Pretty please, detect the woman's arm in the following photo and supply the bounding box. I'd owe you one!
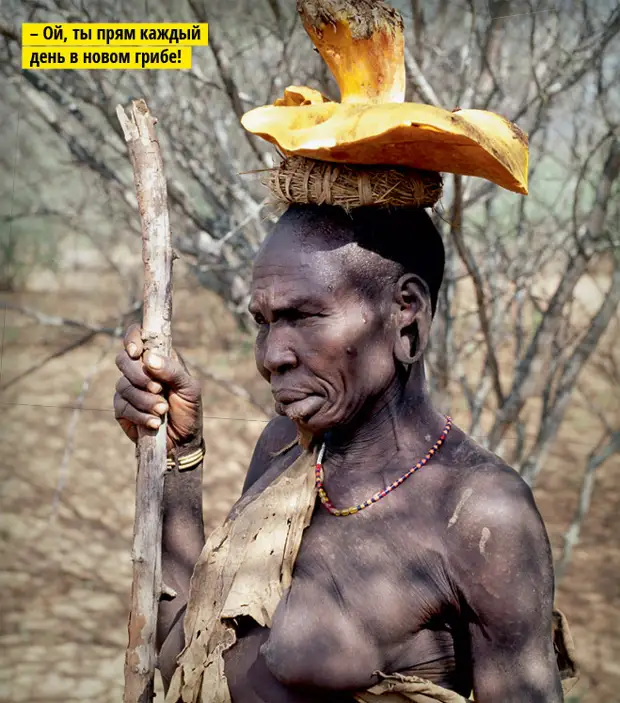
[449,463,564,702]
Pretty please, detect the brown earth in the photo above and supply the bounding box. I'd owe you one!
[0,267,618,703]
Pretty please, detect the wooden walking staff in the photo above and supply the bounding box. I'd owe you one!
[116,99,174,703]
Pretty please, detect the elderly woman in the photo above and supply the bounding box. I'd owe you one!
[114,2,578,700]
[114,203,572,703]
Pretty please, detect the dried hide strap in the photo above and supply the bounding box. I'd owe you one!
[165,449,317,703]
[354,672,471,702]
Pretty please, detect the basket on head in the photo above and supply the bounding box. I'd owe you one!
[264,156,443,211]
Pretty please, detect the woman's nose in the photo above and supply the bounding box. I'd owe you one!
[260,326,298,374]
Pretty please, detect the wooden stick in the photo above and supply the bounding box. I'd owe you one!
[116,99,173,703]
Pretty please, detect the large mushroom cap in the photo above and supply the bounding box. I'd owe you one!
[241,0,529,196]
[242,97,528,195]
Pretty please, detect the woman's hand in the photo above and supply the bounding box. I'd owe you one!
[114,324,203,454]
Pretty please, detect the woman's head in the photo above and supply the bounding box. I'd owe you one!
[249,204,445,434]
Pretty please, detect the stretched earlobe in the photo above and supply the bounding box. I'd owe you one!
[393,274,432,366]
[395,323,419,365]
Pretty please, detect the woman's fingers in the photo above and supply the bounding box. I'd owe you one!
[142,352,200,399]
[115,350,163,394]
[114,390,163,430]
[115,376,169,416]
[114,326,202,451]
[123,323,144,359]
[117,417,139,443]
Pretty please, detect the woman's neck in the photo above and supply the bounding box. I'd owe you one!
[320,361,444,472]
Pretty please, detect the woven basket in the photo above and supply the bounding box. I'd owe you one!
[262,155,443,210]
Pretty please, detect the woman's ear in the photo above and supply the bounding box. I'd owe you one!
[393,274,432,365]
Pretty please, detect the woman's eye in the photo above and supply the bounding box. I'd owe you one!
[283,310,312,322]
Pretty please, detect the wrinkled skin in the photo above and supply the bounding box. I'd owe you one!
[115,206,563,703]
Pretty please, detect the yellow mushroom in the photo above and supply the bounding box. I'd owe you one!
[241,0,529,196]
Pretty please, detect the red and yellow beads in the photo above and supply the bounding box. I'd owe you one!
[315,416,453,517]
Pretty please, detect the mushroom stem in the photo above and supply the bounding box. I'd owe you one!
[297,0,406,104]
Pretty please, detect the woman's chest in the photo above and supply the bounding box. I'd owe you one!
[260,506,457,690]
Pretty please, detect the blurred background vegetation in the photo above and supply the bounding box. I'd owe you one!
[0,0,618,701]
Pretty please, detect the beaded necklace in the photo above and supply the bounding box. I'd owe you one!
[315,416,453,517]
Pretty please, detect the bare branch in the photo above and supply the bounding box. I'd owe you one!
[556,430,620,583]
[449,176,504,407]
[49,338,115,522]
[4,303,126,336]
[410,0,424,67]
[0,22,19,42]
[488,138,620,450]
[404,46,440,107]
[0,330,96,392]
[519,264,620,485]
[188,0,268,167]
[117,98,173,703]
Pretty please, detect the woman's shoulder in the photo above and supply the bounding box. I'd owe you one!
[242,415,302,494]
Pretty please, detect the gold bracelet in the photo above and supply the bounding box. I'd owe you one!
[167,440,205,470]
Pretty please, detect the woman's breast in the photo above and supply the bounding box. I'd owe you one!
[223,623,355,703]
[224,508,468,698]
[257,516,464,692]
[223,613,466,701]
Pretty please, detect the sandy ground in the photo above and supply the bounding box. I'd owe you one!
[0,270,618,702]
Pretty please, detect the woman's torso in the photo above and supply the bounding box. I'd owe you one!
[223,447,474,702]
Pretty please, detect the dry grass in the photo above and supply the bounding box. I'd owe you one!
[264,156,443,210]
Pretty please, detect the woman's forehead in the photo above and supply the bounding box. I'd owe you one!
[250,257,334,305]
[250,239,358,310]
[254,233,342,281]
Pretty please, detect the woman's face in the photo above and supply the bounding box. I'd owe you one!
[249,229,397,436]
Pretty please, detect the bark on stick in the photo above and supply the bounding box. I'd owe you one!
[116,99,173,703]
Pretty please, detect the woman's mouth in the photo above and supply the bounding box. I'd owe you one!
[272,389,324,420]
[272,389,308,404]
